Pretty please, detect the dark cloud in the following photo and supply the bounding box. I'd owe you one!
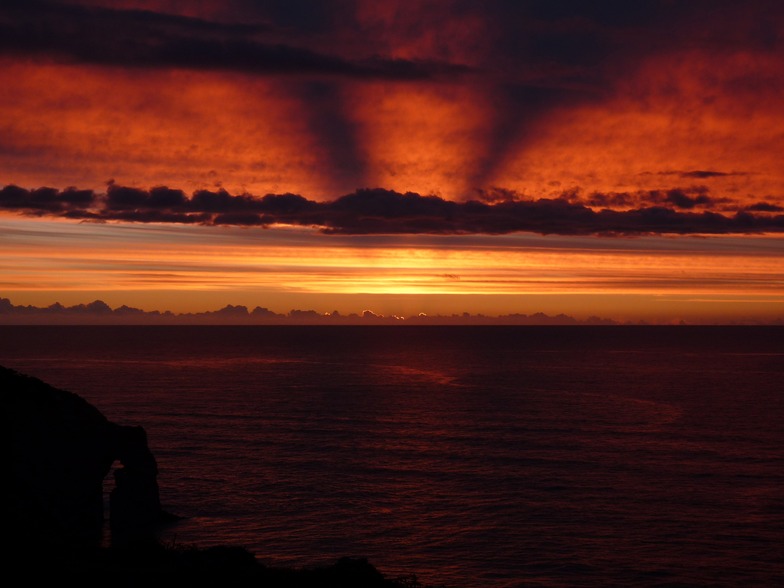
[105,185,150,209]
[5,0,771,88]
[569,187,734,211]
[148,186,189,208]
[746,201,784,212]
[653,170,749,179]
[0,0,468,80]
[525,0,662,27]
[3,184,784,236]
[0,184,95,212]
[659,189,716,210]
[582,191,636,208]
[289,81,368,191]
[189,189,262,213]
[467,83,580,190]
[679,171,733,179]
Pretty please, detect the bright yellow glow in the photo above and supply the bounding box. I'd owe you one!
[2,217,783,322]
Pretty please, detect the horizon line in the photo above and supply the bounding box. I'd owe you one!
[2,297,782,326]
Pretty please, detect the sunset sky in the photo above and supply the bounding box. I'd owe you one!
[1,0,783,323]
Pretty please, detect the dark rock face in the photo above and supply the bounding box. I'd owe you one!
[110,425,167,545]
[2,366,424,587]
[2,366,166,548]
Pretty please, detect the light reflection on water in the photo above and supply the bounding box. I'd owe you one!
[1,326,783,587]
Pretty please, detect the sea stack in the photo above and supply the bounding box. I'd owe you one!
[2,365,167,548]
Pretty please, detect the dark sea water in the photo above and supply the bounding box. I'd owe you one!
[2,325,783,587]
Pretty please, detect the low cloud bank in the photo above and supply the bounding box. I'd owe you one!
[3,185,784,236]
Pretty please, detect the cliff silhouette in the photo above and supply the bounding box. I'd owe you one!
[2,365,434,587]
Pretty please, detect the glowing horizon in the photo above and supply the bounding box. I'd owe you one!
[1,1,783,323]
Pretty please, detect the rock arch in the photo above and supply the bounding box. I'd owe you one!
[3,366,169,548]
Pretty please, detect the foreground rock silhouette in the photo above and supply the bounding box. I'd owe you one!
[2,366,432,587]
[3,365,168,547]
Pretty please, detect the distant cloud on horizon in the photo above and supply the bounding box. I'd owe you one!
[4,296,782,325]
[0,296,625,325]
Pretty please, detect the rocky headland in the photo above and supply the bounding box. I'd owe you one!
[2,365,432,586]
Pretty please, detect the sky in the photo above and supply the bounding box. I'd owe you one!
[1,0,783,323]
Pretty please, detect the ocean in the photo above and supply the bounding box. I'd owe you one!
[2,325,782,587]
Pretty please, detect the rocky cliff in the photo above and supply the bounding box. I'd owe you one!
[2,365,432,586]
[2,365,167,547]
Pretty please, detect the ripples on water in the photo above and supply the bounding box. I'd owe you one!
[2,326,783,587]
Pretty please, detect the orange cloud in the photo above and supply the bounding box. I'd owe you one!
[489,49,784,204]
[0,60,338,196]
[349,83,494,199]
